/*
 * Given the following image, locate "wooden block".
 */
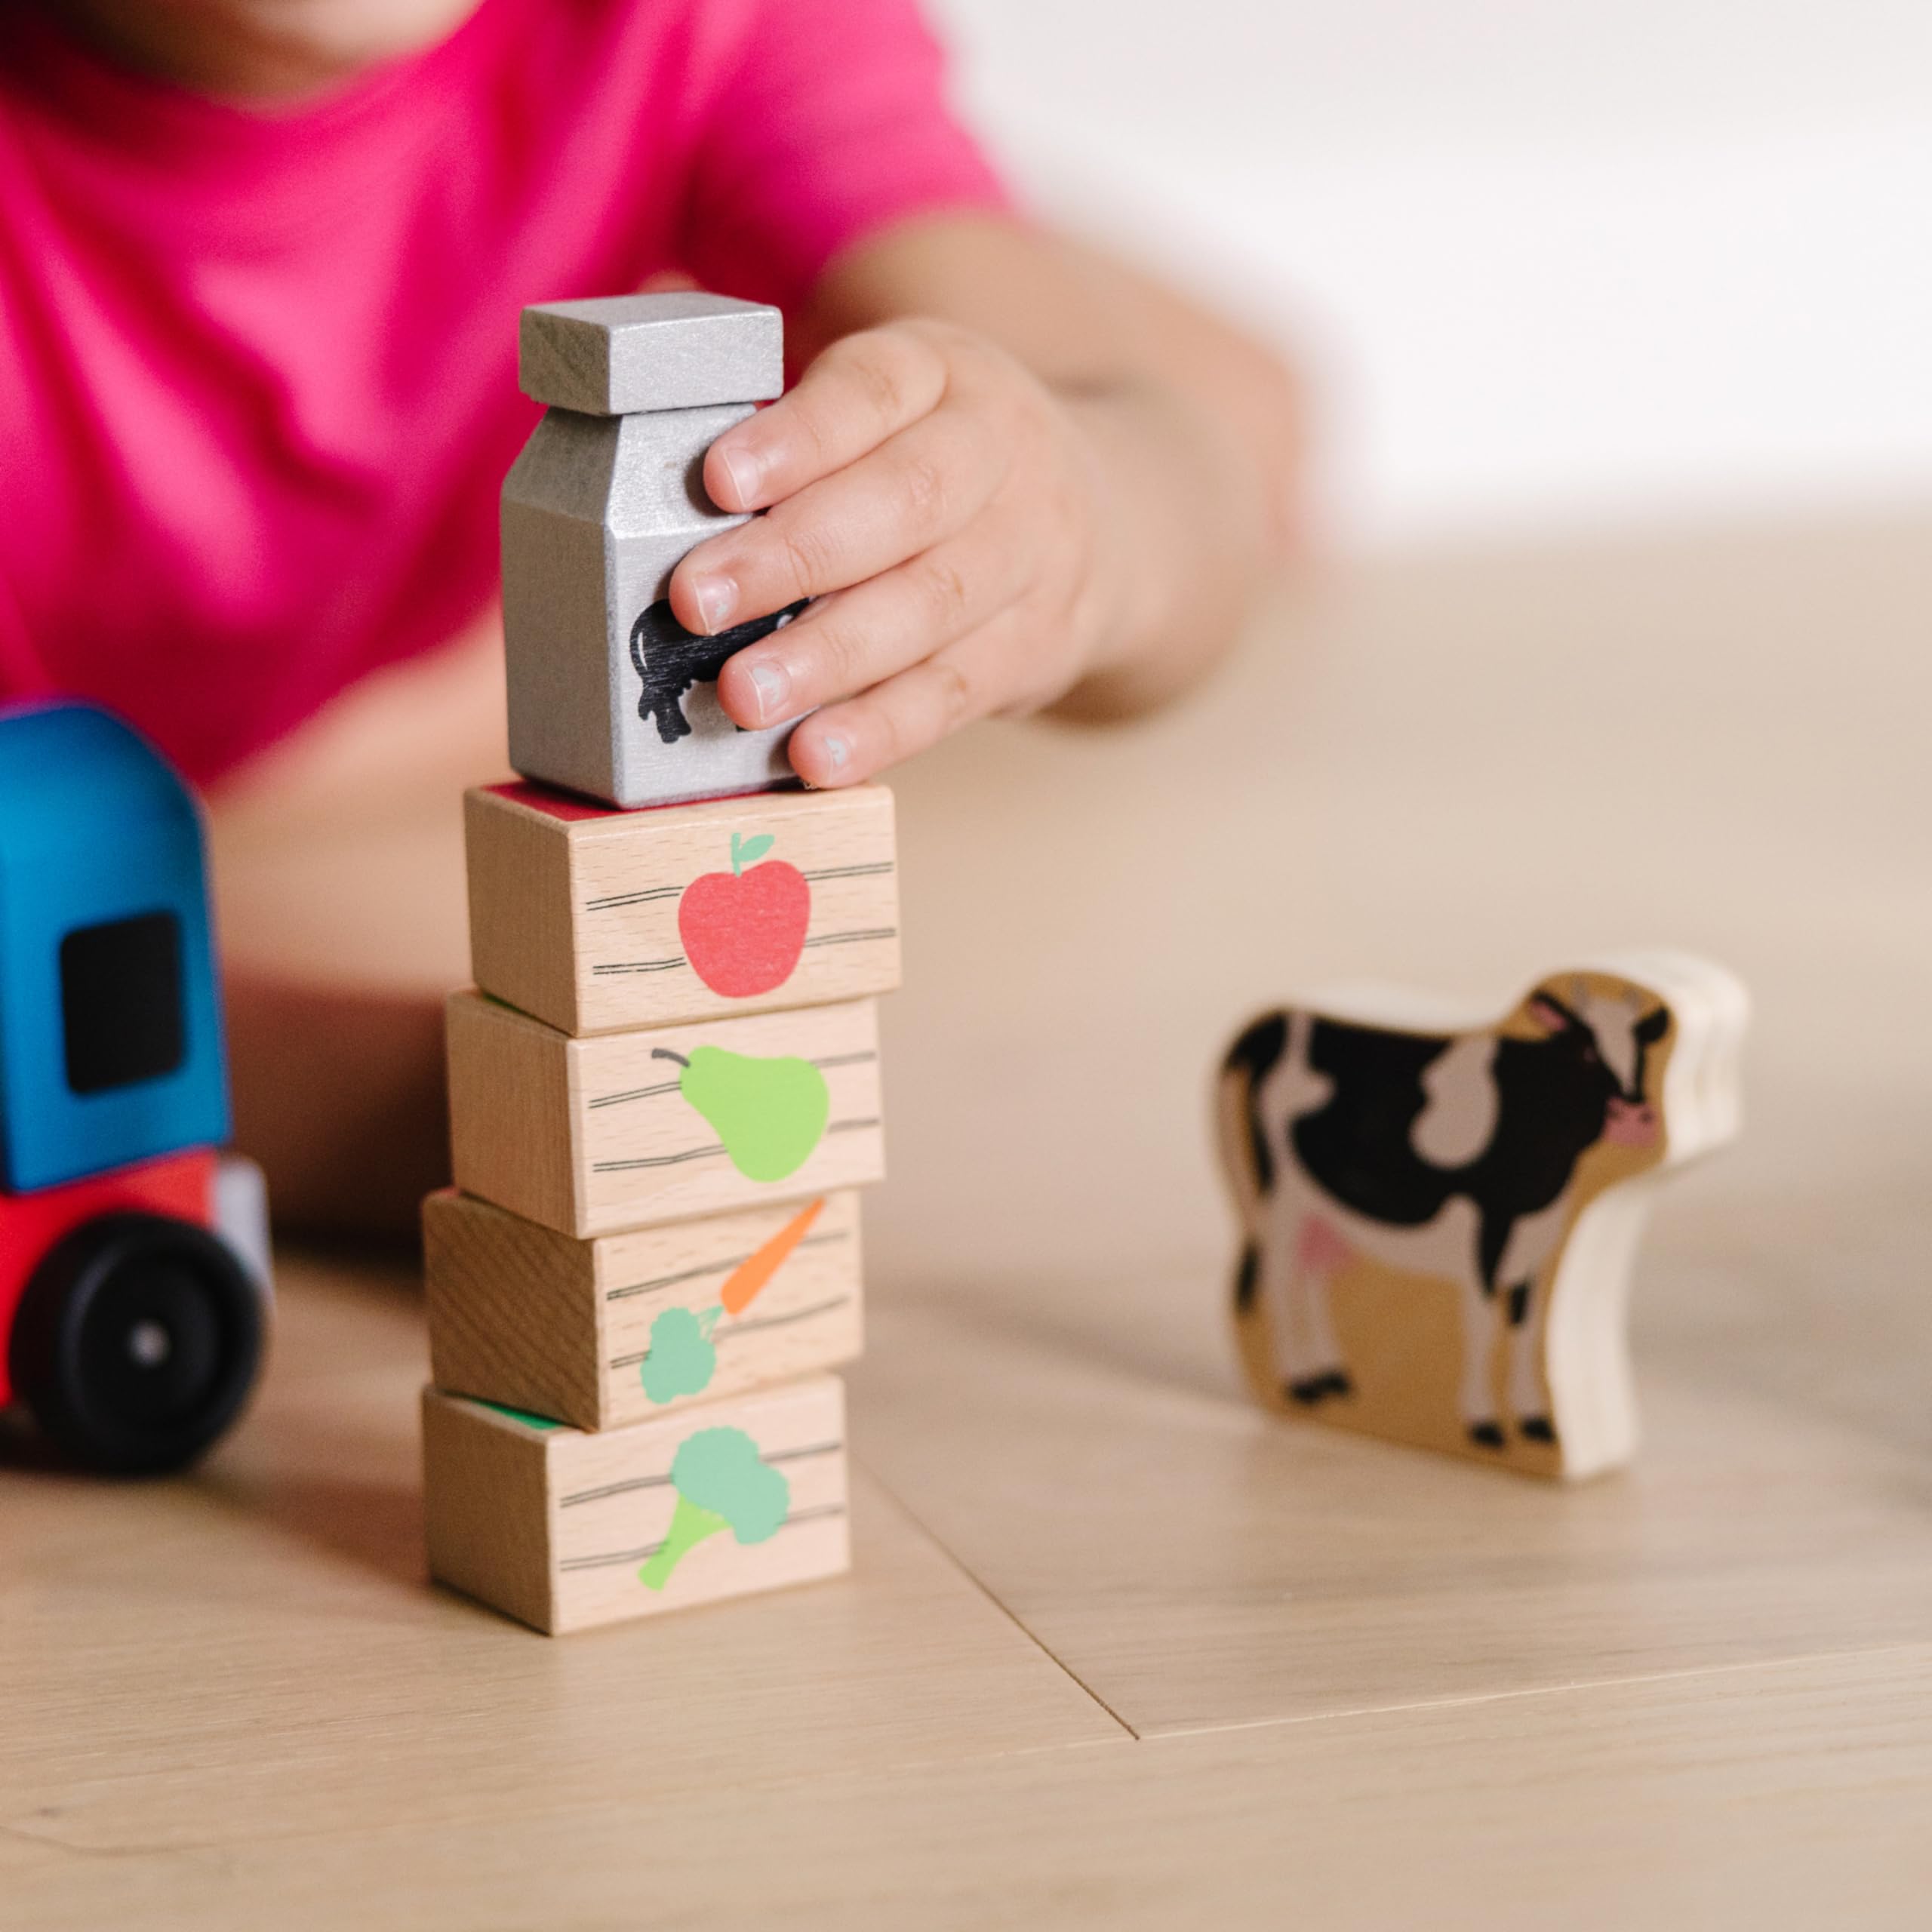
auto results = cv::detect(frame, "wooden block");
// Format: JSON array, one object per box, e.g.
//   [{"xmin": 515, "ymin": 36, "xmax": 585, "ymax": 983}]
[
  {"xmin": 465, "ymin": 780, "xmax": 900, "ymax": 1036},
  {"xmin": 518, "ymin": 293, "xmax": 783, "ymax": 416},
  {"xmin": 503, "ymin": 295, "xmax": 804, "ymax": 811},
  {"xmin": 422, "ymin": 1374, "xmax": 850, "ymax": 1635},
  {"xmin": 423, "ymin": 1187, "xmax": 864, "ymax": 1430},
  {"xmin": 1216, "ymin": 952, "xmax": 1749, "ymax": 1481},
  {"xmin": 446, "ymin": 991, "xmax": 885, "ymax": 1238}
]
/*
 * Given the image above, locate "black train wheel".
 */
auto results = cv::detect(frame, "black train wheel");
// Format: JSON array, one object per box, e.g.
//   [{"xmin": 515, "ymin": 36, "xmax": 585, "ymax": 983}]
[{"xmin": 8, "ymin": 1213, "xmax": 263, "ymax": 1475}]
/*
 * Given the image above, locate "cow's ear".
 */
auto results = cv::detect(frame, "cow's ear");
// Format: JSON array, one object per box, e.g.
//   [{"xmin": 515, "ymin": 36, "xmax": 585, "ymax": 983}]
[
  {"xmin": 1526, "ymin": 994, "xmax": 1574, "ymax": 1034},
  {"xmin": 1635, "ymin": 1005, "xmax": 1670, "ymax": 1044}
]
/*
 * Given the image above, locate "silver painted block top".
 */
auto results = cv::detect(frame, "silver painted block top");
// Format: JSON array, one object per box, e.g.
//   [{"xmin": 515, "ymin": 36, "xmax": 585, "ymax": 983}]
[{"xmin": 519, "ymin": 293, "xmax": 784, "ymax": 415}]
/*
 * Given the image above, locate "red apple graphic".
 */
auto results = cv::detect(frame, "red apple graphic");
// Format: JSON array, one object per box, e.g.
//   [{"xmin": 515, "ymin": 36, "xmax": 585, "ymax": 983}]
[{"xmin": 678, "ymin": 832, "xmax": 811, "ymax": 997}]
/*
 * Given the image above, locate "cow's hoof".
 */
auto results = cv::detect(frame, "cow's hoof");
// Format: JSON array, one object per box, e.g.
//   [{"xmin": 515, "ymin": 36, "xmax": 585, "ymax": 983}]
[
  {"xmin": 1468, "ymin": 1421, "xmax": 1507, "ymax": 1450},
  {"xmin": 1518, "ymin": 1416, "xmax": 1557, "ymax": 1443},
  {"xmin": 1316, "ymin": 1369, "xmax": 1354, "ymax": 1398},
  {"xmin": 1286, "ymin": 1376, "xmax": 1334, "ymax": 1407}
]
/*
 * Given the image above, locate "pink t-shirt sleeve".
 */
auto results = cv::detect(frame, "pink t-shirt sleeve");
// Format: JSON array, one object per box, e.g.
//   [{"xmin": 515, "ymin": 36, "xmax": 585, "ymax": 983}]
[{"xmin": 678, "ymin": 0, "xmax": 1011, "ymax": 311}]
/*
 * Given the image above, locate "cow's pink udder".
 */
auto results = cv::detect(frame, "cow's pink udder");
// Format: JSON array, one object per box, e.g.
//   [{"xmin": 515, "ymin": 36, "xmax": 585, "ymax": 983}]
[
  {"xmin": 1604, "ymin": 1097, "xmax": 1660, "ymax": 1147},
  {"xmin": 1297, "ymin": 1214, "xmax": 1355, "ymax": 1276}
]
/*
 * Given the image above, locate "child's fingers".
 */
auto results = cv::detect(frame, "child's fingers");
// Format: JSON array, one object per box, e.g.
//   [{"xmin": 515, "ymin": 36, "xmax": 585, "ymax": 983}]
[
  {"xmin": 714, "ymin": 509, "xmax": 1035, "ymax": 728},
  {"xmin": 786, "ymin": 614, "xmax": 1030, "ymax": 788},
  {"xmin": 671, "ymin": 405, "xmax": 1007, "ymax": 637},
  {"xmin": 703, "ymin": 326, "xmax": 950, "ymax": 515}
]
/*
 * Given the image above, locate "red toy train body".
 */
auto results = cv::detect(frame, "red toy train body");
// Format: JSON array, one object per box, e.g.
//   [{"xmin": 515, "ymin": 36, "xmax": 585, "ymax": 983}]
[{"xmin": 0, "ymin": 704, "xmax": 269, "ymax": 1472}]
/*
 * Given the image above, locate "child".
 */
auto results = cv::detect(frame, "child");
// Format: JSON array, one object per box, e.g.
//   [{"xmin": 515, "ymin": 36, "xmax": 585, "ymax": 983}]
[{"xmin": 0, "ymin": 0, "xmax": 1301, "ymax": 1232}]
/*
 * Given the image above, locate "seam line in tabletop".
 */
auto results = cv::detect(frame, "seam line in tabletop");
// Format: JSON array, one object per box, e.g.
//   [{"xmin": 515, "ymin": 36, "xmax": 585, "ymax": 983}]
[
  {"xmin": 1128, "ymin": 1639, "xmax": 1932, "ymax": 1745},
  {"xmin": 854, "ymin": 1456, "xmax": 1141, "ymax": 1743}
]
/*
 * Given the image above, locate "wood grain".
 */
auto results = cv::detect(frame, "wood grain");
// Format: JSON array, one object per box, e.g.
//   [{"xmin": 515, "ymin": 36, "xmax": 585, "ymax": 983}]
[
  {"xmin": 465, "ymin": 780, "xmax": 900, "ymax": 1035},
  {"xmin": 445, "ymin": 991, "xmax": 885, "ymax": 1237},
  {"xmin": 0, "ymin": 1259, "xmax": 1121, "ymax": 1863},
  {"xmin": 84, "ymin": 513, "xmax": 1932, "ymax": 1922},
  {"xmin": 851, "ymin": 1259, "xmax": 1932, "ymax": 1740},
  {"xmin": 423, "ymin": 1187, "xmax": 864, "ymax": 1429},
  {"xmin": 23, "ymin": 1646, "xmax": 1927, "ymax": 1931},
  {"xmin": 423, "ymin": 1376, "xmax": 850, "ymax": 1635}
]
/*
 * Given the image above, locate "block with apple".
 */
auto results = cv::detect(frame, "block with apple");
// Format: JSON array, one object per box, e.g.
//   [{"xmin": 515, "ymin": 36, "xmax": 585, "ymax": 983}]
[
  {"xmin": 463, "ymin": 781, "xmax": 902, "ymax": 1035},
  {"xmin": 677, "ymin": 832, "xmax": 811, "ymax": 998}
]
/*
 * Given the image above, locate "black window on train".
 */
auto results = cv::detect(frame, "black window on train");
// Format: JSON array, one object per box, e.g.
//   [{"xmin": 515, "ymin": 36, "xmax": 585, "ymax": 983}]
[{"xmin": 59, "ymin": 911, "xmax": 186, "ymax": 1095}]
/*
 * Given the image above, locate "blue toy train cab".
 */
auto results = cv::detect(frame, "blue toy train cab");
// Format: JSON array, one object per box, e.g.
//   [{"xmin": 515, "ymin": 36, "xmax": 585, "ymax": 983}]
[{"xmin": 0, "ymin": 703, "xmax": 269, "ymax": 1474}]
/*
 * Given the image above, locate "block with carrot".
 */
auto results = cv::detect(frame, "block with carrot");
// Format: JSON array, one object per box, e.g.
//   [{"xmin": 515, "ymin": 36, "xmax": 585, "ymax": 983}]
[{"xmin": 423, "ymin": 1189, "xmax": 863, "ymax": 1431}]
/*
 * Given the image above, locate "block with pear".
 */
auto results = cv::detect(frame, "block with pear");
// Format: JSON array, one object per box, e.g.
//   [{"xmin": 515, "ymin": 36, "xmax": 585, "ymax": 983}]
[{"xmin": 445, "ymin": 989, "xmax": 885, "ymax": 1238}]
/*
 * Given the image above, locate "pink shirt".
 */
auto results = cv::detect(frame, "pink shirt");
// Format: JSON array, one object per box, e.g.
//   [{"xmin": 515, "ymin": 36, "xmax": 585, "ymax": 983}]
[{"xmin": 0, "ymin": 0, "xmax": 1006, "ymax": 783}]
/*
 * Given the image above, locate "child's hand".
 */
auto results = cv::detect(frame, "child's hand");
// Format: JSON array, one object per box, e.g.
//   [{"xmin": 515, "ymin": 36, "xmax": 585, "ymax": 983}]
[{"xmin": 668, "ymin": 321, "xmax": 1131, "ymax": 788}]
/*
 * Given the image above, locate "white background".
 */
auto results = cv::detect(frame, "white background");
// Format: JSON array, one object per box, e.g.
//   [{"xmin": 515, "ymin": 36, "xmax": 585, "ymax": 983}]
[{"xmin": 928, "ymin": 0, "xmax": 1932, "ymax": 544}]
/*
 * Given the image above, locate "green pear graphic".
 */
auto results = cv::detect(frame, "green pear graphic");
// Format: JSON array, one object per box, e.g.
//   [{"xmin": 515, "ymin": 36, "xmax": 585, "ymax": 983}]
[{"xmin": 653, "ymin": 1046, "xmax": 830, "ymax": 1181}]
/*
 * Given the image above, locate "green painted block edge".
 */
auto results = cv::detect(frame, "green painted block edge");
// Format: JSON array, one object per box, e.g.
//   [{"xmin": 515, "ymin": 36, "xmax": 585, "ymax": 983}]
[{"xmin": 473, "ymin": 1398, "xmax": 568, "ymax": 1433}]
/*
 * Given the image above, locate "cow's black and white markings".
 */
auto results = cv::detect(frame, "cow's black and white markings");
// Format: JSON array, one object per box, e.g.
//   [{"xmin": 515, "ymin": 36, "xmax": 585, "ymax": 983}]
[
  {"xmin": 1220, "ymin": 980, "xmax": 1669, "ymax": 1448},
  {"xmin": 629, "ymin": 598, "xmax": 808, "ymax": 746}
]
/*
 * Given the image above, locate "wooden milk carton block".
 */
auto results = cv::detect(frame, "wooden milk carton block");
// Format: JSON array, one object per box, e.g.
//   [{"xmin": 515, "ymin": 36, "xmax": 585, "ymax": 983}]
[
  {"xmin": 423, "ymin": 1187, "xmax": 865, "ymax": 1431},
  {"xmin": 422, "ymin": 1374, "xmax": 850, "ymax": 1634},
  {"xmin": 464, "ymin": 780, "xmax": 900, "ymax": 1037},
  {"xmin": 503, "ymin": 294, "xmax": 801, "ymax": 810},
  {"xmin": 445, "ymin": 990, "xmax": 884, "ymax": 1238}
]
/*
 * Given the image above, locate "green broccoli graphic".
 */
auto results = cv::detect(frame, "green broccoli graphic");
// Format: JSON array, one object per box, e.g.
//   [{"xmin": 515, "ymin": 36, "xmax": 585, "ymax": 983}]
[
  {"xmin": 638, "ymin": 1426, "xmax": 789, "ymax": 1592},
  {"xmin": 640, "ymin": 1306, "xmax": 719, "ymax": 1404}
]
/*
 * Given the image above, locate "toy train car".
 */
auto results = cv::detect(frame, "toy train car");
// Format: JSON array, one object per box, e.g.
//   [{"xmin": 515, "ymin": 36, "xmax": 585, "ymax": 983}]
[{"xmin": 0, "ymin": 703, "xmax": 269, "ymax": 1473}]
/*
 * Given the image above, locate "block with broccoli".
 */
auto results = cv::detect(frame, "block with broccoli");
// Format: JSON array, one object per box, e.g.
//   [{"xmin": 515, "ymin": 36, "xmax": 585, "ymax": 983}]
[
  {"xmin": 639, "ymin": 1425, "xmax": 790, "ymax": 1591},
  {"xmin": 423, "ymin": 1376, "xmax": 847, "ymax": 1633}
]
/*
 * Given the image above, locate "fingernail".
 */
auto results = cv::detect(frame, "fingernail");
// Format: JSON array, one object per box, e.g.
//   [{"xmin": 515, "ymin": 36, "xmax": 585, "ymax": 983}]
[
  {"xmin": 717, "ymin": 445, "xmax": 763, "ymax": 507},
  {"xmin": 819, "ymin": 732, "xmax": 851, "ymax": 771},
  {"xmin": 747, "ymin": 660, "xmax": 790, "ymax": 724},
  {"xmin": 691, "ymin": 574, "xmax": 737, "ymax": 634}
]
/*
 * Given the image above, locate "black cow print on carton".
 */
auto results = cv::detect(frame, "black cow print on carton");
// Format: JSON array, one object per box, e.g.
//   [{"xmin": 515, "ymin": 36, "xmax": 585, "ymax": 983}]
[{"xmin": 629, "ymin": 598, "xmax": 808, "ymax": 744}]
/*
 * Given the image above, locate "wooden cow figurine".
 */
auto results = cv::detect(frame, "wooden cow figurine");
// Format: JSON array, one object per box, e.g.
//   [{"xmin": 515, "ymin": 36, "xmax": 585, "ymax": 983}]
[{"xmin": 1217, "ymin": 953, "xmax": 1747, "ymax": 1478}]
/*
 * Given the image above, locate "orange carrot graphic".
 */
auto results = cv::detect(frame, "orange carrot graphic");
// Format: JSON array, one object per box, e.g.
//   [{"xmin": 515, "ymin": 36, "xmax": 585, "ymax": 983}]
[{"xmin": 720, "ymin": 1198, "xmax": 825, "ymax": 1316}]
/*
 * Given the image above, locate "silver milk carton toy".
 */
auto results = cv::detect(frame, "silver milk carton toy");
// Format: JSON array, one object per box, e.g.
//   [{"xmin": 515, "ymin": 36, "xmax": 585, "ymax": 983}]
[{"xmin": 503, "ymin": 292, "xmax": 802, "ymax": 810}]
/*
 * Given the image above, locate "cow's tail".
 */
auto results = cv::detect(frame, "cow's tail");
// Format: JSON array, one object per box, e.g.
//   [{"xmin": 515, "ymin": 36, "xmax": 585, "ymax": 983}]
[{"xmin": 1217, "ymin": 1011, "xmax": 1289, "ymax": 1315}]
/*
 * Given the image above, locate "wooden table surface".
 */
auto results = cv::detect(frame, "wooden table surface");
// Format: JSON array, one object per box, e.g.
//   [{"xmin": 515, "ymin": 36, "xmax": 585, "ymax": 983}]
[{"xmin": 8, "ymin": 514, "xmax": 1932, "ymax": 1927}]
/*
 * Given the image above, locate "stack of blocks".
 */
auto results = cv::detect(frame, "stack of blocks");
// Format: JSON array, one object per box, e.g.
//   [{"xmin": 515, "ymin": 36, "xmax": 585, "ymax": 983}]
[{"xmin": 420, "ymin": 295, "xmax": 900, "ymax": 1634}]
